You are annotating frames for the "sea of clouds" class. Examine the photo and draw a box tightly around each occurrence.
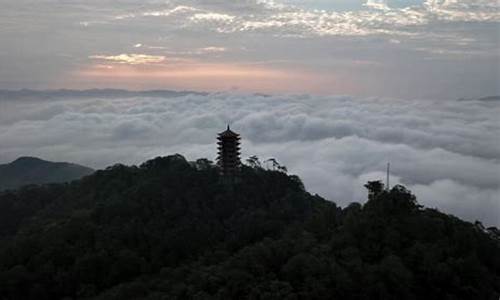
[0,91,498,226]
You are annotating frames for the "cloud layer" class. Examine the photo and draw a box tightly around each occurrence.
[0,90,498,226]
[90,54,166,64]
[102,0,500,37]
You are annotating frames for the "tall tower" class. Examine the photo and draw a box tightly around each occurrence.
[217,125,241,176]
[386,162,390,191]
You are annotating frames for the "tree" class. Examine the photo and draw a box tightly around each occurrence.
[265,158,288,173]
[364,180,385,200]
[277,165,288,173]
[265,158,279,171]
[0,155,499,300]
[193,158,214,171]
[246,155,262,169]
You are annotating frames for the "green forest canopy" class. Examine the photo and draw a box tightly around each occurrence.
[0,154,498,299]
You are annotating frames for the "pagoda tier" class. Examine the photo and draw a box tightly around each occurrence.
[217,125,241,176]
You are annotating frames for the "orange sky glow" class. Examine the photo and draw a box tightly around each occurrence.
[62,60,354,94]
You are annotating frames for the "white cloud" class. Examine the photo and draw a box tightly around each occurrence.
[104,0,499,39]
[190,12,236,22]
[424,0,500,22]
[142,6,200,17]
[89,54,166,64]
[412,179,500,228]
[365,0,391,11]
[1,0,497,97]
[198,46,227,53]
[0,91,498,226]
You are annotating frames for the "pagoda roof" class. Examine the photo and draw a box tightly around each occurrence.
[218,125,240,138]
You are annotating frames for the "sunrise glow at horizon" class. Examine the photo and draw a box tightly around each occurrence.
[0,0,498,99]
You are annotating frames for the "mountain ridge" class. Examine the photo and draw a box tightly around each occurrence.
[0,154,498,299]
[0,156,94,190]
[0,89,208,100]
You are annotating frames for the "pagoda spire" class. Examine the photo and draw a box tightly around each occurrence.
[217,125,241,176]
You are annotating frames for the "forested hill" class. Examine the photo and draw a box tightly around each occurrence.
[0,156,94,191]
[0,155,498,300]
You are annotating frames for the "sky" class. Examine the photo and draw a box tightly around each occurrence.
[0,0,499,98]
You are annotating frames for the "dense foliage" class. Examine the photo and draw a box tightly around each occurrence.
[0,157,94,191]
[0,155,498,300]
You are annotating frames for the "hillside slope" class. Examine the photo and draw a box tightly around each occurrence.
[0,155,498,300]
[0,156,94,190]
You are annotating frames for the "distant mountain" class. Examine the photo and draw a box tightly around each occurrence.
[0,156,94,190]
[457,95,500,102]
[478,96,500,102]
[0,155,498,299]
[0,89,207,100]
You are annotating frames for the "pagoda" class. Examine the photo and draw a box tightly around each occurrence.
[217,125,241,176]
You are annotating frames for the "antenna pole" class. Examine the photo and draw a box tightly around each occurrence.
[386,162,390,191]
